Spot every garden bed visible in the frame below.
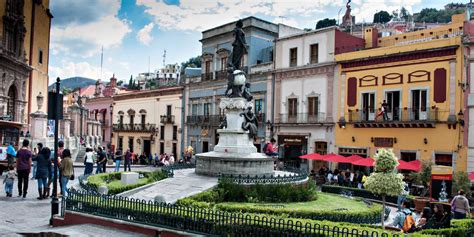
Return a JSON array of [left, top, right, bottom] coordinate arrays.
[[85, 171, 167, 195]]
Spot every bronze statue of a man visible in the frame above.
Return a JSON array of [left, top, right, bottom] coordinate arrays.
[[228, 20, 248, 71]]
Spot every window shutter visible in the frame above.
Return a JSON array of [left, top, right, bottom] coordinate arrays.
[[347, 77, 357, 106], [433, 68, 447, 103]]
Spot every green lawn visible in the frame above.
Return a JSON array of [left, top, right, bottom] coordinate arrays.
[[218, 192, 369, 212]]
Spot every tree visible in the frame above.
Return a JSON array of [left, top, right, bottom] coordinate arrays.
[[316, 18, 336, 29], [62, 87, 72, 95], [453, 171, 472, 198], [416, 7, 464, 23], [400, 7, 412, 22], [181, 56, 202, 74], [373, 11, 392, 23], [128, 75, 133, 89], [364, 149, 404, 229], [117, 80, 123, 86]]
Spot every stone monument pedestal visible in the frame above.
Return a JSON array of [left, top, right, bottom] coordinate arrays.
[[195, 97, 274, 177], [121, 172, 139, 185]]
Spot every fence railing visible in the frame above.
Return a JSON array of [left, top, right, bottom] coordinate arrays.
[[112, 123, 156, 132], [348, 108, 446, 123], [64, 189, 402, 237], [160, 115, 175, 124]]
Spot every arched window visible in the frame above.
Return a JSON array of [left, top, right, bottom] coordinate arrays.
[[7, 86, 16, 121]]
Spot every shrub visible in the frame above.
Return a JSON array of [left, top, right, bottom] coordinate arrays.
[[321, 185, 414, 206], [216, 178, 317, 203]]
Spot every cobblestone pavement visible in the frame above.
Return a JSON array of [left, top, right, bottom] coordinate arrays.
[[0, 165, 156, 236]]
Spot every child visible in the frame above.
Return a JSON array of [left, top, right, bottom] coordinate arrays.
[[3, 166, 16, 197]]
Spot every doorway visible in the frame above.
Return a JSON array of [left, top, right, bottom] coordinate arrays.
[[362, 92, 375, 121], [411, 89, 427, 120], [385, 91, 400, 121], [143, 140, 151, 157], [202, 141, 209, 153]]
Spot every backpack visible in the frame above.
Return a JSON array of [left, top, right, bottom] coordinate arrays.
[[402, 211, 416, 233], [262, 143, 270, 154]]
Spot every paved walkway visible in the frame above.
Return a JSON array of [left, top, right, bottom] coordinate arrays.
[[123, 168, 218, 203]]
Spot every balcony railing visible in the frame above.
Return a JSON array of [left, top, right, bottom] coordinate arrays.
[[201, 73, 214, 81], [187, 115, 223, 126], [216, 71, 227, 80], [113, 123, 156, 132], [277, 113, 327, 124], [160, 115, 175, 124], [347, 108, 447, 128]]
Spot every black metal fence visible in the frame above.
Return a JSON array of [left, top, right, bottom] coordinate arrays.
[[65, 189, 401, 237]]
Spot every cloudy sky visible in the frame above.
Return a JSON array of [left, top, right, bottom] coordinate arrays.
[[48, 0, 448, 85]]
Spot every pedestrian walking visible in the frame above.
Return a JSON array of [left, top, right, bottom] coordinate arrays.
[[98, 147, 107, 173], [124, 148, 131, 171], [451, 189, 471, 219], [3, 166, 16, 197], [16, 139, 32, 198], [57, 141, 65, 196], [31, 143, 43, 180], [6, 142, 16, 169], [114, 149, 122, 172], [59, 149, 73, 198], [33, 147, 52, 200], [83, 147, 94, 175]]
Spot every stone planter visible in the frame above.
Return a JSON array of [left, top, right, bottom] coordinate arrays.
[[413, 197, 430, 212]]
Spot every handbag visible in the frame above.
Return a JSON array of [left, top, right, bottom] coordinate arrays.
[[70, 164, 75, 180]]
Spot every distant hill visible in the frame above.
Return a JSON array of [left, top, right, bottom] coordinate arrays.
[[48, 77, 96, 91]]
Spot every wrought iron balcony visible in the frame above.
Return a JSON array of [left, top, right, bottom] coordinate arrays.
[[276, 113, 327, 124], [201, 73, 213, 81], [216, 71, 227, 81], [160, 115, 175, 124], [347, 107, 446, 128], [187, 115, 223, 126], [113, 123, 156, 132]]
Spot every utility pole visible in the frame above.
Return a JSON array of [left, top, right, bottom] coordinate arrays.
[[162, 50, 166, 68], [100, 46, 104, 80]]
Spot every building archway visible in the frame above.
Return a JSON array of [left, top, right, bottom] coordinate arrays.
[[6, 85, 17, 121]]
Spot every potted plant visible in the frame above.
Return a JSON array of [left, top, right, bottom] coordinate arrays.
[[410, 160, 432, 212]]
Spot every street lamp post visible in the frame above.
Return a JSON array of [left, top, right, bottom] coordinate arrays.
[[50, 78, 60, 225], [109, 104, 113, 148]]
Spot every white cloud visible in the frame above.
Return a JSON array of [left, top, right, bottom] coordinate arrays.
[[137, 23, 155, 45], [136, 0, 339, 31], [51, 0, 131, 58], [49, 61, 114, 84], [351, 0, 422, 22]]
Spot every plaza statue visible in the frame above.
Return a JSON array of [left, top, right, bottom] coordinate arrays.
[[225, 20, 251, 98], [240, 107, 258, 139]]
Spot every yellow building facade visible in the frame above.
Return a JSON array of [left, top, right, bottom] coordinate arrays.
[[0, 0, 52, 122], [335, 14, 468, 172]]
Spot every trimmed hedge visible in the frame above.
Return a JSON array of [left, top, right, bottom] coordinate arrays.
[[86, 170, 167, 195], [177, 187, 381, 224], [321, 185, 414, 205], [414, 219, 474, 237], [216, 178, 317, 203]]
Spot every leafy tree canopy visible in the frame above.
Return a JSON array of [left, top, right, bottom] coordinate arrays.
[[181, 56, 202, 74], [415, 7, 464, 23], [316, 18, 336, 29], [373, 11, 392, 23]]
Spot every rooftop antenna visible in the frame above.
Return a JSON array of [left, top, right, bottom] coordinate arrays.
[[278, 16, 286, 24], [162, 49, 167, 68], [100, 46, 104, 80]]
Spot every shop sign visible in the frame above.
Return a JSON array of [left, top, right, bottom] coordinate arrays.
[[374, 137, 394, 147], [283, 138, 302, 143]]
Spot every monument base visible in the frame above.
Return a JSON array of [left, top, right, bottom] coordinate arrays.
[[195, 152, 274, 177]]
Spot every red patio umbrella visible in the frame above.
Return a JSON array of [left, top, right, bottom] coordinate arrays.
[[397, 160, 419, 171], [352, 157, 375, 167], [299, 153, 327, 161], [408, 160, 421, 172], [325, 153, 351, 163], [468, 172, 474, 181], [346, 155, 364, 163]]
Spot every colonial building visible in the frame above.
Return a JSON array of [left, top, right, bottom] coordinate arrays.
[[272, 26, 364, 169], [0, 0, 52, 145], [335, 14, 470, 172], [111, 87, 183, 157], [185, 17, 301, 154]]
